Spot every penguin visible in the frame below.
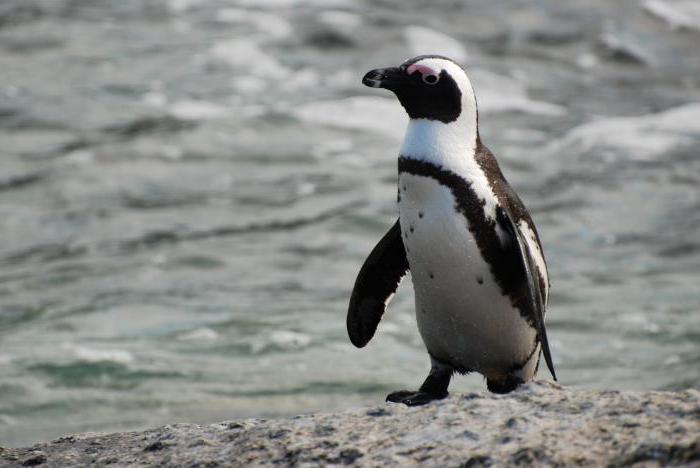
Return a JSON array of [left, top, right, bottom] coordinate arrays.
[[347, 55, 557, 406]]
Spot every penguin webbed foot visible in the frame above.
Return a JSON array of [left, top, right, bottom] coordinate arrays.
[[486, 375, 523, 394], [387, 358, 452, 406], [386, 390, 448, 406]]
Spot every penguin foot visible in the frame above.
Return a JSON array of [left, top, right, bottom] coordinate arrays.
[[387, 356, 452, 406], [486, 375, 523, 394], [386, 390, 447, 406]]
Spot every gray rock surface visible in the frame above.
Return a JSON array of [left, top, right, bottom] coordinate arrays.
[[1, 382, 699, 467]]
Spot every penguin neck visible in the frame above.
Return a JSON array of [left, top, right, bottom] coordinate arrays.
[[399, 109, 479, 177], [398, 108, 501, 221]]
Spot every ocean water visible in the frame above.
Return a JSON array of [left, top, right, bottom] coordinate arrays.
[[1, 0, 699, 448]]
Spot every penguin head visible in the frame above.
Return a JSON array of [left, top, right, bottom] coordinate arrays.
[[362, 55, 475, 124]]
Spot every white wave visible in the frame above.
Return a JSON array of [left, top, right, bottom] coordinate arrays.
[[295, 182, 316, 196], [231, 68, 321, 96], [142, 91, 167, 107], [472, 70, 566, 116], [64, 150, 95, 165], [232, 76, 267, 95], [404, 26, 468, 63], [318, 10, 362, 31], [209, 39, 289, 78], [294, 96, 407, 140], [269, 330, 311, 348], [233, 0, 353, 7], [576, 52, 600, 69], [215, 8, 293, 40], [478, 89, 565, 116], [0, 414, 18, 425], [664, 355, 681, 365], [377, 322, 401, 334], [648, 102, 700, 133], [598, 29, 656, 65], [177, 328, 219, 341], [620, 313, 661, 333], [279, 68, 319, 93], [159, 145, 184, 161], [169, 0, 206, 13], [324, 69, 356, 89], [70, 345, 135, 364], [548, 102, 700, 159], [643, 0, 700, 31], [251, 330, 312, 353], [169, 100, 230, 120]]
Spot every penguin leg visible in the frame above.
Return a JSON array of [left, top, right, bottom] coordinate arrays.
[[386, 357, 452, 406], [486, 375, 524, 394], [487, 342, 540, 394]]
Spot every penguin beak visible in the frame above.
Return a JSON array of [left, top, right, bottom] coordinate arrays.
[[362, 67, 403, 90]]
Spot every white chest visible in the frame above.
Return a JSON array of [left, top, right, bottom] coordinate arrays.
[[397, 172, 536, 377]]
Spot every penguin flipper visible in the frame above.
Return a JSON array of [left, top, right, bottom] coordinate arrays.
[[347, 220, 409, 348], [496, 207, 557, 381]]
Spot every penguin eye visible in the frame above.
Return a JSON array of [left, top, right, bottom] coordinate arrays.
[[422, 74, 439, 85]]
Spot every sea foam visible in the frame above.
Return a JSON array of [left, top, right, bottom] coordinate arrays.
[[643, 0, 700, 31], [404, 26, 469, 63], [548, 102, 700, 159], [294, 96, 406, 140]]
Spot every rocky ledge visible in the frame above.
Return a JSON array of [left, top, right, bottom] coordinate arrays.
[[1, 382, 699, 467]]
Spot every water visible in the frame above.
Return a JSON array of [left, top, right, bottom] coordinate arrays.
[[1, 0, 699, 448]]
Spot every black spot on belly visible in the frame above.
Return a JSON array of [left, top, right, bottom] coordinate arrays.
[[402, 185, 407, 192], [421, 308, 427, 315], [429, 272, 435, 279], [418, 211, 424, 219], [409, 225, 414, 233], [477, 276, 484, 284]]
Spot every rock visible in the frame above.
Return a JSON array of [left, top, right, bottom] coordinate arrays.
[[1, 382, 699, 466]]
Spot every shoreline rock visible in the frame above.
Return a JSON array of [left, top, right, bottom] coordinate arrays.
[[1, 382, 699, 466]]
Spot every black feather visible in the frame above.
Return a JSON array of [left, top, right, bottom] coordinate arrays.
[[496, 207, 557, 381], [347, 220, 409, 348]]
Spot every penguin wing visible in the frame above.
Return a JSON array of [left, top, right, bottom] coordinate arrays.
[[496, 206, 557, 381], [347, 220, 409, 348]]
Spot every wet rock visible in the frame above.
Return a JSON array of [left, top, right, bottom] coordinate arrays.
[[366, 407, 390, 417], [1, 382, 698, 466], [19, 451, 46, 466]]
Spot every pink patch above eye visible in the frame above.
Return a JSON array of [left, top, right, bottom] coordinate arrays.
[[406, 63, 438, 79]]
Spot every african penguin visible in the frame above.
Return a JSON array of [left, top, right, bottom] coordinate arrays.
[[347, 55, 556, 406]]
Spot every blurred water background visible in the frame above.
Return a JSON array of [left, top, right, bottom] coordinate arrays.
[[1, 0, 699, 448]]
